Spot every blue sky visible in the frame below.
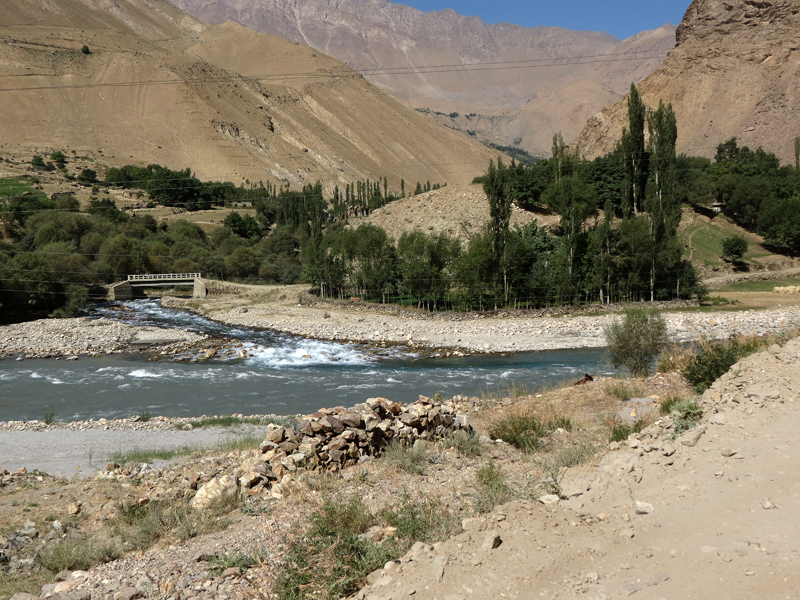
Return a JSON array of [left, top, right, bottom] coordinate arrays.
[[399, 1, 691, 39]]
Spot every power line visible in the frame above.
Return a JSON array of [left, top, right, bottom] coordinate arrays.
[[0, 49, 666, 93]]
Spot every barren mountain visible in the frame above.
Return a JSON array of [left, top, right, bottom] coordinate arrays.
[[576, 0, 800, 164], [0, 0, 496, 188], [169, 0, 676, 157]]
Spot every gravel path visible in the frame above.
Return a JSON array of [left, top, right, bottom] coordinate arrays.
[[0, 423, 274, 478]]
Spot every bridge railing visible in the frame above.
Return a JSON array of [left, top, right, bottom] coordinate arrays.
[[127, 273, 201, 281]]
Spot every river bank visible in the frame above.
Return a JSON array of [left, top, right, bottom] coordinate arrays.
[[177, 292, 800, 354], [0, 316, 206, 359], [2, 294, 800, 360]]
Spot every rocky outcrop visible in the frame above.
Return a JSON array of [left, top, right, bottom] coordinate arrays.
[[575, 0, 800, 164]]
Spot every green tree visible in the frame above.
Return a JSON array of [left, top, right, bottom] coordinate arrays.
[[483, 157, 513, 306], [721, 235, 748, 263], [605, 307, 668, 377], [621, 84, 648, 216], [81, 45, 91, 55], [542, 175, 598, 278], [644, 100, 680, 301]]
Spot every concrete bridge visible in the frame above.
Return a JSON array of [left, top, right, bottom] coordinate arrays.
[[107, 273, 207, 301]]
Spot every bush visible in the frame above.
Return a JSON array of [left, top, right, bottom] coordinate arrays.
[[81, 45, 91, 54], [722, 234, 748, 263], [683, 338, 742, 392], [381, 440, 429, 474], [380, 492, 457, 543], [604, 381, 644, 401], [669, 399, 703, 436], [609, 418, 647, 442], [36, 538, 119, 572], [441, 430, 483, 457], [276, 495, 438, 600], [488, 411, 570, 453], [472, 461, 514, 513], [604, 307, 668, 377]]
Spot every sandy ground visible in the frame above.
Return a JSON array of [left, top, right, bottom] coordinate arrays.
[[0, 425, 272, 478]]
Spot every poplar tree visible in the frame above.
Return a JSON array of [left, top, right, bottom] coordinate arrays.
[[622, 84, 648, 216], [484, 157, 513, 306], [645, 100, 680, 301]]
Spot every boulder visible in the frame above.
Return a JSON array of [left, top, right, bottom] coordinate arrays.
[[191, 475, 239, 510]]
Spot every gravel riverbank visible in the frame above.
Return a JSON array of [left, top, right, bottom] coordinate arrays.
[[0, 317, 207, 359], [197, 300, 800, 354]]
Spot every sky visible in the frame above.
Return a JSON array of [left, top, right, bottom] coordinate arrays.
[[398, 0, 691, 40]]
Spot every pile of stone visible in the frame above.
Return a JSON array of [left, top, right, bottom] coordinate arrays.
[[207, 396, 473, 505]]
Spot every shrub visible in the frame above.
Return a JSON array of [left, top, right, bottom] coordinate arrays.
[[275, 496, 398, 600], [441, 430, 483, 457], [488, 411, 569, 452], [669, 398, 703, 436], [472, 461, 514, 513], [604, 307, 668, 377], [609, 418, 647, 442], [722, 234, 748, 262], [42, 408, 56, 425], [36, 538, 119, 572], [659, 395, 683, 414], [381, 440, 429, 475], [81, 45, 91, 54], [683, 338, 742, 392], [380, 492, 457, 543], [604, 381, 644, 401]]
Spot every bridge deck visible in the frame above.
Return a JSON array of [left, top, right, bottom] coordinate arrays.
[[127, 273, 201, 283]]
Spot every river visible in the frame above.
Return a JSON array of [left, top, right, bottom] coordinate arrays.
[[0, 299, 615, 422]]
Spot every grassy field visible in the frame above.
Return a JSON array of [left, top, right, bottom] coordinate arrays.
[[715, 277, 800, 293], [679, 216, 772, 268], [0, 176, 49, 201]]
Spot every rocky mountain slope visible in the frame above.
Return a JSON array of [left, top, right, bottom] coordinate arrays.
[[0, 0, 496, 188], [576, 0, 800, 164], [169, 0, 676, 157]]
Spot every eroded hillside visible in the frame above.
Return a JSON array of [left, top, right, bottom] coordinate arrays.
[[0, 0, 496, 188], [575, 0, 800, 163]]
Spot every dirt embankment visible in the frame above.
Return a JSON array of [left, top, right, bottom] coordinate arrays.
[[354, 339, 800, 600]]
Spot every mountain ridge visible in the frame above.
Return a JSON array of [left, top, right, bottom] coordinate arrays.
[[170, 0, 677, 157], [0, 0, 496, 189], [575, 0, 800, 164]]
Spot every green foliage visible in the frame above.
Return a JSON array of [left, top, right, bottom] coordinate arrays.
[[604, 307, 668, 377], [683, 338, 745, 392], [472, 461, 514, 513], [488, 412, 569, 453], [669, 398, 703, 436], [81, 45, 91, 54], [42, 408, 57, 425], [604, 380, 644, 401], [721, 234, 748, 262], [609, 418, 646, 442], [659, 395, 684, 414], [275, 497, 398, 600], [381, 440, 429, 475], [36, 538, 119, 573], [380, 492, 457, 543], [441, 430, 483, 457], [113, 499, 230, 551], [203, 553, 257, 575]]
